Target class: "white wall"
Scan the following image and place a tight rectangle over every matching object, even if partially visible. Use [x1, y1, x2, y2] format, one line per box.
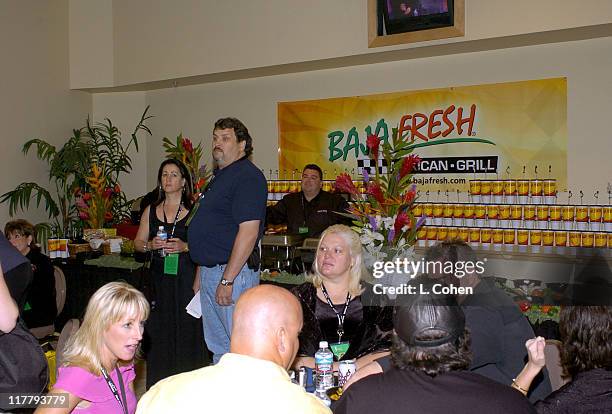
[0, 0, 91, 227]
[109, 0, 612, 86]
[69, 0, 114, 89]
[144, 36, 612, 202]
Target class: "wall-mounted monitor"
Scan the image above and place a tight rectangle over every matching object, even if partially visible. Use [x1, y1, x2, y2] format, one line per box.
[382, 0, 454, 35]
[368, 0, 464, 48]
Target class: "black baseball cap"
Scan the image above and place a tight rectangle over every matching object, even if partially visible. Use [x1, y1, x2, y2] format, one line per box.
[394, 279, 465, 347]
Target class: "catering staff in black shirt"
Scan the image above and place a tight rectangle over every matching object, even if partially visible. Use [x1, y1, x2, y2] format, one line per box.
[266, 164, 350, 237]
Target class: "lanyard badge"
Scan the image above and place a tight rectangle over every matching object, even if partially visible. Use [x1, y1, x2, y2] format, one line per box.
[320, 283, 351, 343]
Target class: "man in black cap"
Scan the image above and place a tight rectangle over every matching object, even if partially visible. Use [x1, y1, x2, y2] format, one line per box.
[332, 278, 536, 414]
[345, 240, 552, 403]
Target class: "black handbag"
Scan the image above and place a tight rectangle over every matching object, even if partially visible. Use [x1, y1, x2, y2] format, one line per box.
[0, 318, 49, 410]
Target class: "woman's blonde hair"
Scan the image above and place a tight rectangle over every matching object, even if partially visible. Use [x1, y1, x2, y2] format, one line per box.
[311, 224, 366, 297]
[61, 281, 150, 375]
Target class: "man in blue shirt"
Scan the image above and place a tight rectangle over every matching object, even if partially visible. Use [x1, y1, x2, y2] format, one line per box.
[188, 117, 267, 363]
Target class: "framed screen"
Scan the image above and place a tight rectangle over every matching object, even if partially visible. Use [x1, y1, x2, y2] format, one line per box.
[383, 0, 453, 35]
[368, 0, 464, 47]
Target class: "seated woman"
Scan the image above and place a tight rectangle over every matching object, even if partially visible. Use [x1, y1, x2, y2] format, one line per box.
[5, 219, 56, 329]
[291, 224, 393, 369]
[513, 306, 612, 413]
[35, 281, 149, 414]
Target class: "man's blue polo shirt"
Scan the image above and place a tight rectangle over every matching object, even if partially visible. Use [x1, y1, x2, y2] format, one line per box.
[188, 157, 267, 267]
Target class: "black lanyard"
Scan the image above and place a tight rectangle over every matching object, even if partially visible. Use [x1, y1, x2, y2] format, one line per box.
[162, 201, 183, 239]
[100, 367, 128, 414]
[320, 283, 351, 342]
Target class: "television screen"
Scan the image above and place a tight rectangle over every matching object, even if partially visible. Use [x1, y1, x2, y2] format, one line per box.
[381, 0, 454, 35]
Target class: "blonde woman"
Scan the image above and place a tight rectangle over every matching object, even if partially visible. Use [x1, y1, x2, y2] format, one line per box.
[291, 224, 393, 370]
[35, 282, 149, 414]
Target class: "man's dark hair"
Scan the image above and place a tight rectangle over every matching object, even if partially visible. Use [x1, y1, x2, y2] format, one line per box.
[391, 329, 472, 377]
[302, 164, 323, 180]
[560, 306, 612, 377]
[213, 117, 253, 157]
[425, 239, 479, 285]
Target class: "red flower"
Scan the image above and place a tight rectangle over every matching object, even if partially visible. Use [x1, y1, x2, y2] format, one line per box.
[195, 177, 207, 191]
[82, 193, 92, 201]
[104, 212, 113, 221]
[518, 300, 531, 313]
[334, 173, 358, 195]
[394, 211, 411, 235]
[403, 186, 416, 204]
[182, 138, 194, 153]
[103, 188, 113, 199]
[114, 184, 121, 193]
[366, 134, 381, 160]
[78, 211, 89, 220]
[399, 154, 421, 178]
[366, 182, 385, 205]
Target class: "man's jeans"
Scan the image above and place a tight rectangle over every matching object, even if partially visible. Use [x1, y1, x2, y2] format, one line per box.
[199, 264, 259, 363]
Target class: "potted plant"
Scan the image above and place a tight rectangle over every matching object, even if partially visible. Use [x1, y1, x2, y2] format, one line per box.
[1, 107, 153, 241]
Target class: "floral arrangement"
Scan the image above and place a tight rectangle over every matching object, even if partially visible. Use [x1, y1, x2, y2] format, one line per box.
[162, 133, 209, 194]
[75, 163, 120, 228]
[334, 128, 423, 266]
[518, 302, 561, 324]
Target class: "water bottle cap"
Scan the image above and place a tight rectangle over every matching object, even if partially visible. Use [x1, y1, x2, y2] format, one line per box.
[319, 341, 328, 348]
[158, 226, 165, 230]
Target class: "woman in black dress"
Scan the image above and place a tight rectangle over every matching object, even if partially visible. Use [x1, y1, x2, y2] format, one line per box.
[291, 224, 393, 370]
[135, 159, 207, 388]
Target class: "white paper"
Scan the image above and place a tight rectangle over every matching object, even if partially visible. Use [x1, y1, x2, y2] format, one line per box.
[109, 238, 123, 253]
[186, 290, 202, 319]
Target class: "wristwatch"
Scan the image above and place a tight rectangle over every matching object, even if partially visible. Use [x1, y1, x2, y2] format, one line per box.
[220, 278, 234, 286]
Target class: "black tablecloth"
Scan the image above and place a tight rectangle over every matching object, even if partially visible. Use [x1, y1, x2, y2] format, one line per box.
[54, 255, 147, 329]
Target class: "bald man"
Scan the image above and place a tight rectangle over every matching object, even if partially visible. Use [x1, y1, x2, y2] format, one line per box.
[137, 285, 331, 414]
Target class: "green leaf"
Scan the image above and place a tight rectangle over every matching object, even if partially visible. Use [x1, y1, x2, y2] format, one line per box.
[23, 139, 57, 162]
[0, 182, 59, 218]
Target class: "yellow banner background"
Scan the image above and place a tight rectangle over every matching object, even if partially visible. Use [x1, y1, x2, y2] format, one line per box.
[278, 78, 567, 192]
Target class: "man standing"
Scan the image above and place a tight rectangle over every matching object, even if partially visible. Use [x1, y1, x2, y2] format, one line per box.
[188, 117, 267, 363]
[137, 285, 331, 414]
[267, 164, 350, 238]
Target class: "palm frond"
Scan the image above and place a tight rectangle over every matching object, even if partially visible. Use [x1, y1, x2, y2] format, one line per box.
[0, 182, 60, 218]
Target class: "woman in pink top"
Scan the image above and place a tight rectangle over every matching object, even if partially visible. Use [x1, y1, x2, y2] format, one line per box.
[35, 281, 149, 414]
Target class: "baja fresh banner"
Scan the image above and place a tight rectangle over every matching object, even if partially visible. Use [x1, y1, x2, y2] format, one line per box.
[278, 78, 567, 192]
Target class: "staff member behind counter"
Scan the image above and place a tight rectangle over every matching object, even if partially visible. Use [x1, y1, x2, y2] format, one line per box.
[266, 164, 351, 238]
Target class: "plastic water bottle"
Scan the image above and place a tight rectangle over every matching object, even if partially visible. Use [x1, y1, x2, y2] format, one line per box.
[314, 341, 334, 392]
[156, 225, 167, 257]
[314, 388, 331, 407]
